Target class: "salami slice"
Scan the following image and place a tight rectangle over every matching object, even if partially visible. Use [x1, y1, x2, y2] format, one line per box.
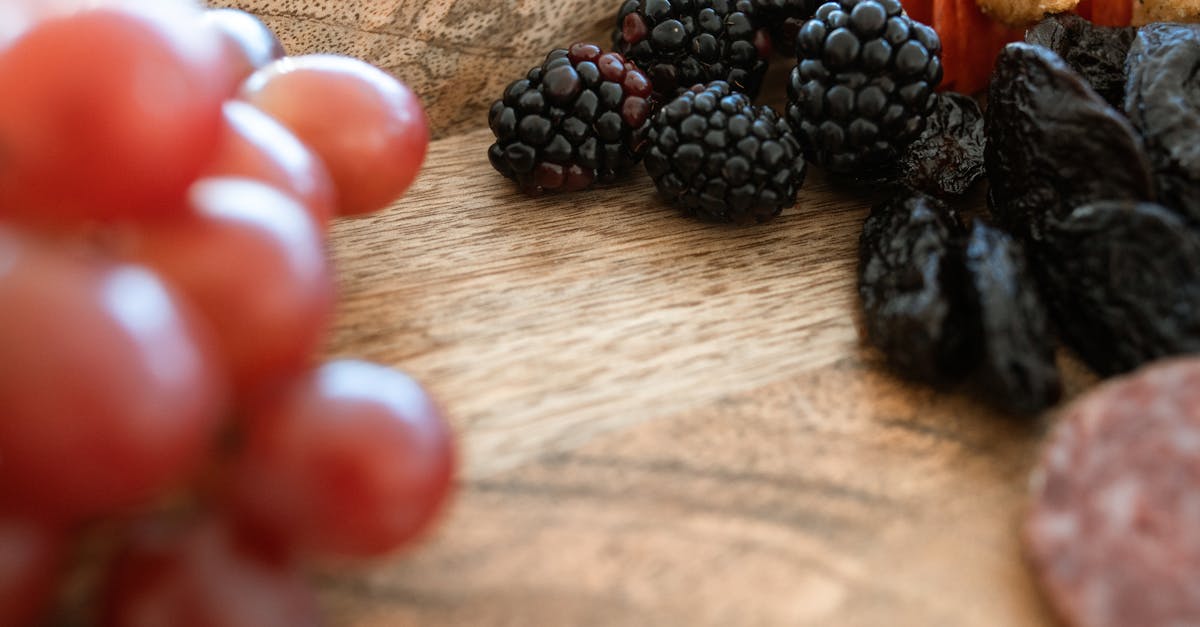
[1024, 358, 1200, 627]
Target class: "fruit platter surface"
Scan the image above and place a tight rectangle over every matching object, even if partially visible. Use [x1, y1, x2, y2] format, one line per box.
[3, 0, 1197, 625]
[217, 1, 1116, 624]
[318, 130, 1092, 626]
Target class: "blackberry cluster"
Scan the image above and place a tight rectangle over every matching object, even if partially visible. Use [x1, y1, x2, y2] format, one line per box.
[751, 0, 820, 56]
[785, 0, 942, 175]
[613, 0, 771, 99]
[487, 44, 654, 195]
[644, 82, 806, 223]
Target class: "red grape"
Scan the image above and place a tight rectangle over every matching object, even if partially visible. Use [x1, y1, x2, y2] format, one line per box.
[0, 4, 453, 620]
[0, 5, 234, 225]
[0, 0, 109, 47]
[202, 102, 336, 232]
[240, 55, 429, 217]
[0, 228, 227, 520]
[100, 518, 318, 627]
[128, 178, 335, 393]
[229, 360, 455, 557]
[0, 515, 63, 627]
[202, 8, 285, 84]
[0, 3, 37, 49]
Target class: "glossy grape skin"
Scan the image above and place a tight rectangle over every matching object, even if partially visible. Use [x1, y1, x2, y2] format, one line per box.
[2, 0, 157, 48]
[0, 1, 40, 49]
[228, 360, 455, 558]
[0, 229, 228, 519]
[0, 516, 62, 627]
[100, 518, 318, 627]
[128, 178, 335, 394]
[203, 102, 336, 232]
[0, 5, 234, 225]
[201, 7, 285, 84]
[240, 54, 429, 217]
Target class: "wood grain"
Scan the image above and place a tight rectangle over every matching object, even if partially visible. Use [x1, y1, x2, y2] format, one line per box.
[198, 2, 1100, 622]
[312, 127, 1096, 625]
[327, 129, 881, 478]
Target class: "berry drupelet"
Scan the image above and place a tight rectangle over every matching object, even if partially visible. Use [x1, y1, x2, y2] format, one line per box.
[644, 81, 806, 223]
[785, 0, 942, 176]
[487, 44, 654, 195]
[613, 0, 772, 99]
[751, 0, 821, 56]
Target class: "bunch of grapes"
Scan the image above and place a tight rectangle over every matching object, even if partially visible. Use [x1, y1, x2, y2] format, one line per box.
[0, 1, 455, 624]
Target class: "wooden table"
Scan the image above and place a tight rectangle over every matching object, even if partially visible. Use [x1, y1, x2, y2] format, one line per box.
[316, 126, 1094, 626]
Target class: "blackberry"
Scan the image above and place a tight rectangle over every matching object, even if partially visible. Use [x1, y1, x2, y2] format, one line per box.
[751, 0, 820, 56]
[487, 44, 654, 195]
[644, 81, 806, 223]
[613, 0, 771, 99]
[785, 0, 942, 175]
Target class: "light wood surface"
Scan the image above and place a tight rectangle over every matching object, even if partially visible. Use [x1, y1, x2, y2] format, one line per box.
[314, 127, 1096, 626]
[206, 1, 1098, 622]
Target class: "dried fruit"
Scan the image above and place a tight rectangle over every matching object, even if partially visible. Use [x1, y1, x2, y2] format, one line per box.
[1025, 13, 1135, 110]
[858, 191, 972, 384]
[896, 92, 985, 197]
[861, 196, 1065, 413]
[1123, 23, 1200, 225]
[905, 0, 935, 26]
[785, 0, 943, 176]
[1036, 201, 1200, 376]
[1074, 0, 1135, 27]
[933, 0, 1020, 95]
[984, 42, 1153, 242]
[962, 222, 1060, 415]
[612, 0, 770, 98]
[644, 81, 806, 223]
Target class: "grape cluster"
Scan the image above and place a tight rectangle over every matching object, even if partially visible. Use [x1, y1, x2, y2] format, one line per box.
[0, 2, 453, 625]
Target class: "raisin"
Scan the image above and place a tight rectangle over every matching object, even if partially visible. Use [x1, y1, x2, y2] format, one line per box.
[858, 191, 973, 385]
[1025, 14, 1136, 110]
[985, 43, 1153, 243]
[963, 222, 1061, 415]
[1036, 201, 1200, 376]
[897, 92, 985, 198]
[1124, 23, 1200, 226]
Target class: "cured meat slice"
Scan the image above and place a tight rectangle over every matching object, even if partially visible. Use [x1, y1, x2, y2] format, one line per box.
[1025, 358, 1200, 627]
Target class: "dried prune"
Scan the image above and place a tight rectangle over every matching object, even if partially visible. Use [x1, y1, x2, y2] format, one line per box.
[858, 192, 972, 385]
[963, 222, 1061, 415]
[897, 93, 986, 199]
[1025, 14, 1136, 110]
[985, 43, 1153, 242]
[1036, 201, 1200, 376]
[1124, 23, 1200, 226]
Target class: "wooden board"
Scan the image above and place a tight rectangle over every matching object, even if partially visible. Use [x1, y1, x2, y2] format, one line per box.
[316, 127, 1097, 626]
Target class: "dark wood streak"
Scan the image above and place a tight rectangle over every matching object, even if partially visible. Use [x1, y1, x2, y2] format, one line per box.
[530, 454, 896, 506]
